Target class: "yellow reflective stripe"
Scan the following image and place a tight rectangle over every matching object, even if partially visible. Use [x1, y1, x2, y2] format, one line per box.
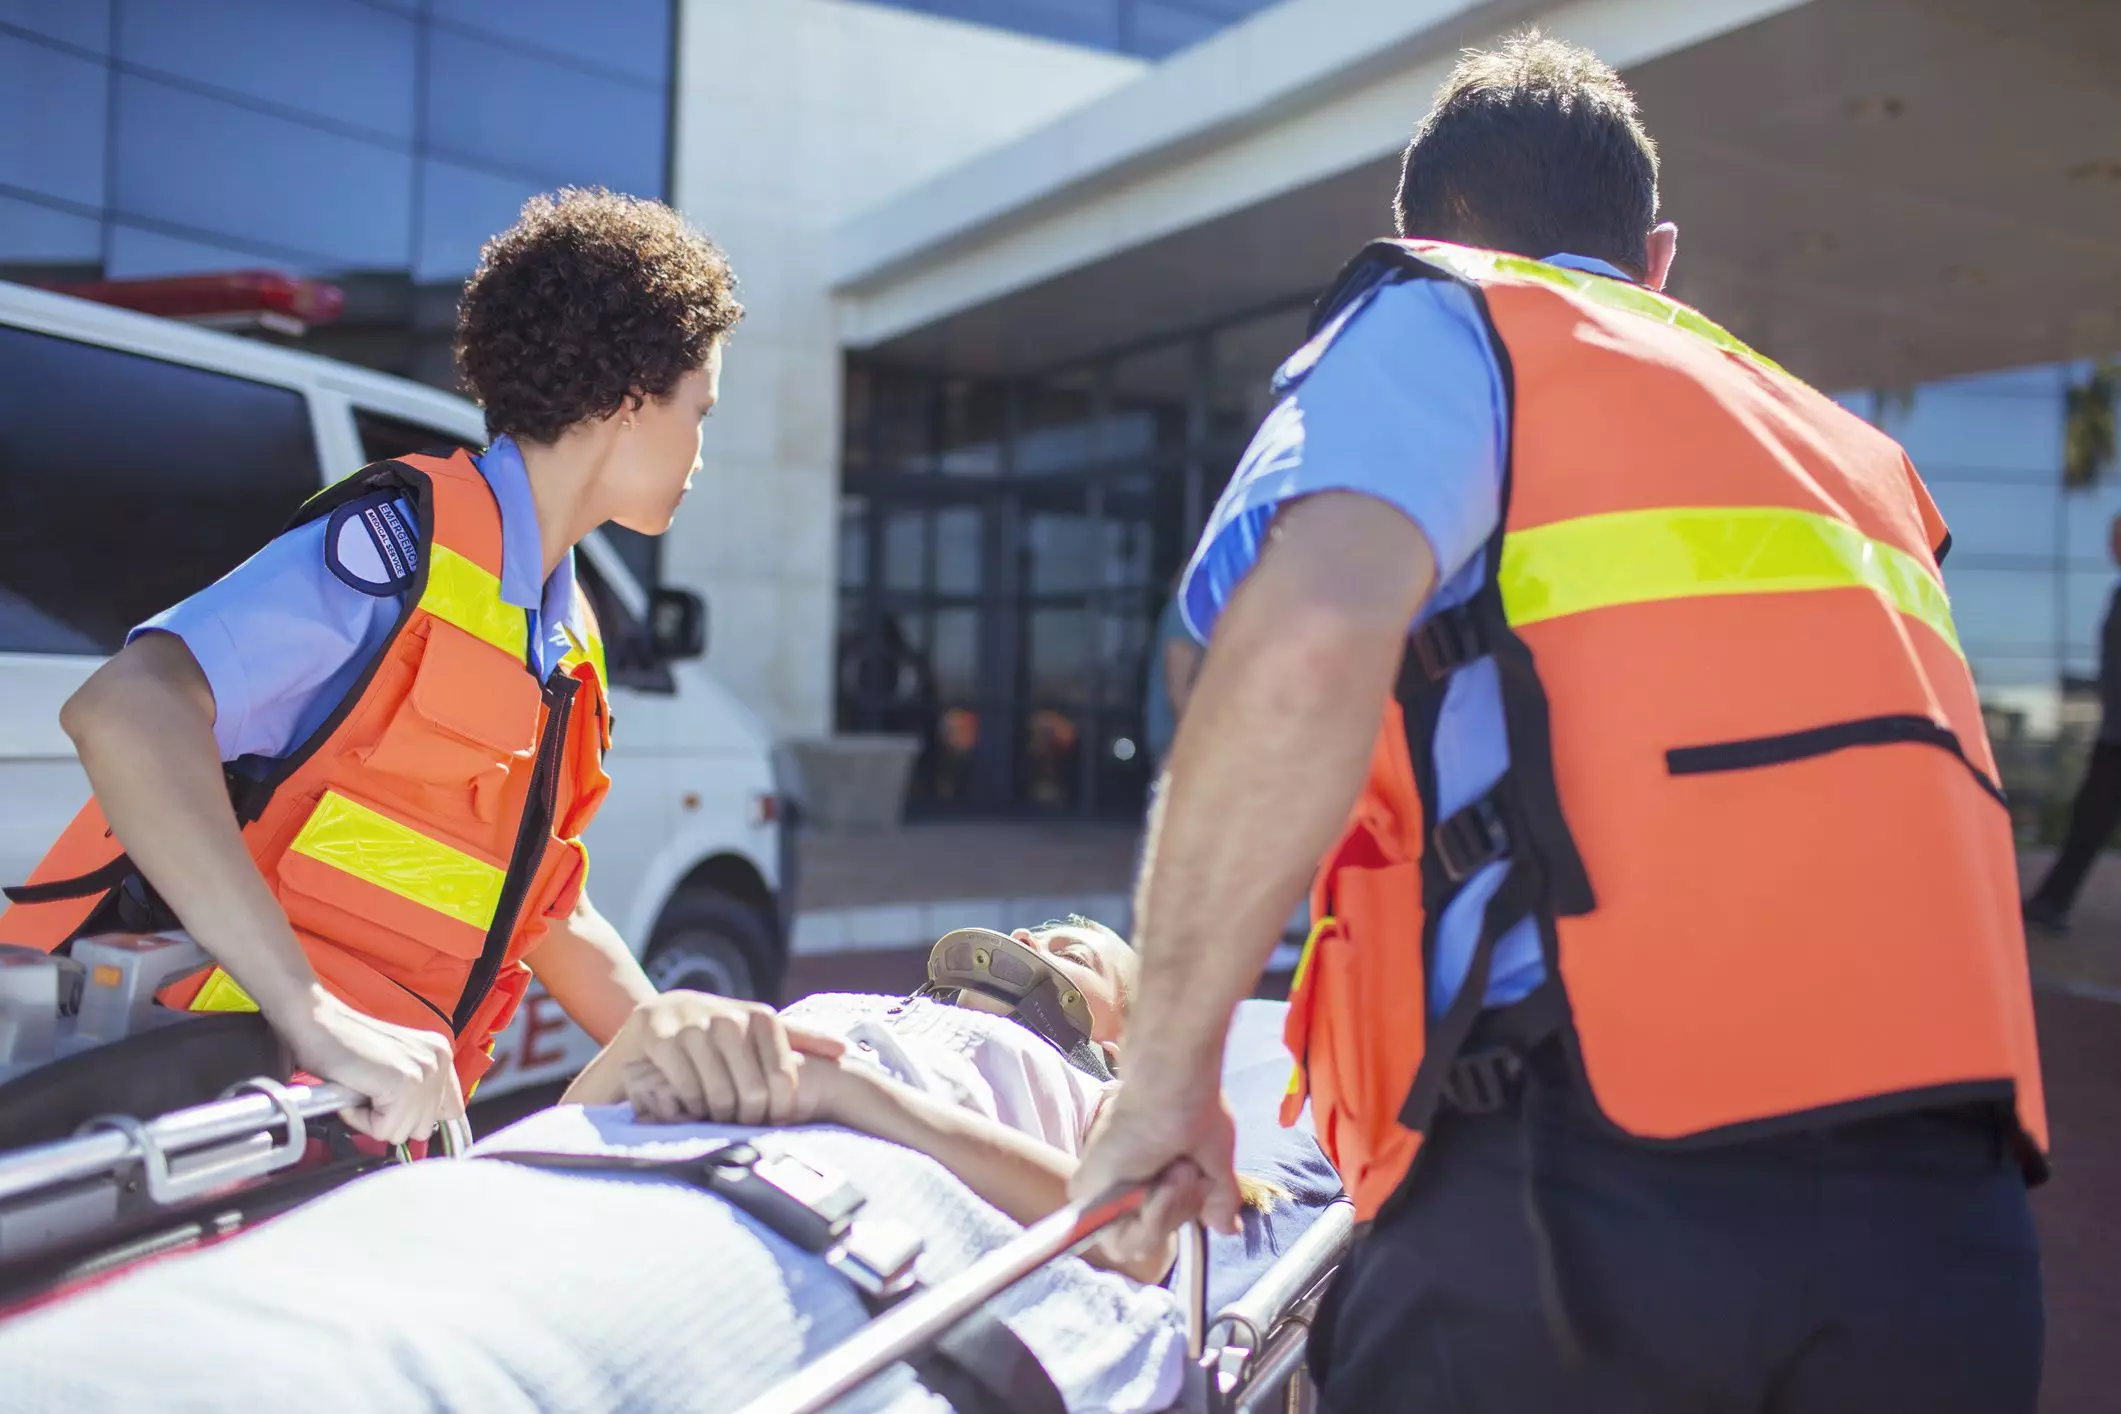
[1500, 507, 1961, 656]
[190, 967, 260, 1013]
[288, 791, 504, 931]
[560, 621, 606, 684]
[1411, 245, 1789, 378]
[422, 543, 528, 660]
[1290, 913, 1332, 998]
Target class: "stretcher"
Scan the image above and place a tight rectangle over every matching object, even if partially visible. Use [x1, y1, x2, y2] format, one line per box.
[0, 937, 1351, 1412]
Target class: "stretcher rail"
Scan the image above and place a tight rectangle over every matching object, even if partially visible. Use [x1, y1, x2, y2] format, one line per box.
[1208, 1198, 1354, 1351]
[0, 1079, 471, 1209]
[736, 1181, 1206, 1414]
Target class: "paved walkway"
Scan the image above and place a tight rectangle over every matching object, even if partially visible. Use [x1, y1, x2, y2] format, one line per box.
[2021, 847, 2121, 997]
[791, 822, 1139, 955]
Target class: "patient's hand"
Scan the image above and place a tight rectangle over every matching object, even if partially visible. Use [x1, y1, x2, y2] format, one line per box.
[617, 992, 848, 1126]
[624, 1051, 849, 1127]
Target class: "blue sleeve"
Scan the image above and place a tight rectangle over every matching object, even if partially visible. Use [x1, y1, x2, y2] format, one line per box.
[1178, 278, 1507, 642]
[131, 504, 409, 762]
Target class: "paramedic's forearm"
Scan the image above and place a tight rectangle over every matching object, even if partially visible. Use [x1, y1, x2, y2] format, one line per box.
[1129, 493, 1436, 1075]
[60, 634, 323, 1018]
[530, 891, 656, 1045]
[839, 1068, 1174, 1283]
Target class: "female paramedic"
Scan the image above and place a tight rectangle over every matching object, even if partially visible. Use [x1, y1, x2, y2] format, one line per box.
[0, 189, 745, 1147]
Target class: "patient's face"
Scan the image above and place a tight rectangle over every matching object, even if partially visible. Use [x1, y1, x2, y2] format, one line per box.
[1013, 924, 1132, 1056]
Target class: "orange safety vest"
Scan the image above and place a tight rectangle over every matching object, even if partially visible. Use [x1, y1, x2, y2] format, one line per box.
[0, 450, 613, 1095]
[1279, 240, 2049, 1221]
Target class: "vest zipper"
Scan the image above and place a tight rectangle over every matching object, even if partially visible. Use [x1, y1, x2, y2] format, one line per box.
[452, 672, 580, 1034]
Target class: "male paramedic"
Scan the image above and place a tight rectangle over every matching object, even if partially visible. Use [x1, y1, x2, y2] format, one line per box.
[1074, 32, 2048, 1413]
[0, 190, 745, 1147]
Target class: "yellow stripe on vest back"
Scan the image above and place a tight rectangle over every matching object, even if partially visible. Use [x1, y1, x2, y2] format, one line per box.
[1499, 506, 1961, 657]
[423, 544, 529, 660]
[288, 791, 505, 930]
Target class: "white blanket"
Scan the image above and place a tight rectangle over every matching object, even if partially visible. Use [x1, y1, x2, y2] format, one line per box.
[0, 1105, 1187, 1414]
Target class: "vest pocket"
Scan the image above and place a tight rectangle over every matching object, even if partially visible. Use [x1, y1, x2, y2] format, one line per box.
[553, 679, 613, 842]
[1299, 821, 1426, 1191]
[361, 620, 542, 823]
[1665, 713, 2004, 804]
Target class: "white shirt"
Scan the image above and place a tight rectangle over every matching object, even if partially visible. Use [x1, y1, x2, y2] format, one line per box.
[781, 992, 1113, 1155]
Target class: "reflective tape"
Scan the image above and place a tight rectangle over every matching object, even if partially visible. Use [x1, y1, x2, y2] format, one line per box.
[190, 967, 260, 1014]
[1500, 506, 1961, 656]
[288, 792, 504, 931]
[560, 618, 607, 685]
[1411, 244, 1788, 378]
[422, 544, 528, 660]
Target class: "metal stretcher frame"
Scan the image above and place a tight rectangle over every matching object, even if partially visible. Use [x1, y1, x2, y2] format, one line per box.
[0, 1079, 470, 1276]
[738, 1186, 1358, 1414]
[0, 1080, 1354, 1414]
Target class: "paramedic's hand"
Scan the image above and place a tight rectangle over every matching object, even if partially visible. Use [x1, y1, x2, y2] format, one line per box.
[620, 991, 847, 1126]
[283, 987, 464, 1145]
[1072, 1067, 1240, 1268]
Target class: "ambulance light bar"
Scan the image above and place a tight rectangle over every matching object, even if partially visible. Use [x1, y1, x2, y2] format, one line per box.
[48, 270, 347, 336]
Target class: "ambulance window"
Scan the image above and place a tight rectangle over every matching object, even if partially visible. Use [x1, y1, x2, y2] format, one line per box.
[354, 408, 480, 464]
[0, 325, 320, 655]
[576, 551, 672, 695]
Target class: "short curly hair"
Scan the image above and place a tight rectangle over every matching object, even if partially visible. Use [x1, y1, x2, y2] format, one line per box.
[455, 188, 742, 444]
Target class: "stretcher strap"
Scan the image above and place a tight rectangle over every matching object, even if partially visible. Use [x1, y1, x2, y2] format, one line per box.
[481, 1145, 1065, 1414]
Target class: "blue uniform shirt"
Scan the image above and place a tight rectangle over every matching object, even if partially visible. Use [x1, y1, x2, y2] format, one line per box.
[135, 434, 583, 763]
[1180, 253, 1634, 1017]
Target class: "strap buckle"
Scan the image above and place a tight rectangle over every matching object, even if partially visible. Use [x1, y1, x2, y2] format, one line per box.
[1432, 794, 1510, 884]
[1406, 606, 1486, 688]
[1439, 1047, 1525, 1116]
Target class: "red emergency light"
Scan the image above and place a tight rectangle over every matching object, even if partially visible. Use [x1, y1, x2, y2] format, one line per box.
[47, 270, 347, 336]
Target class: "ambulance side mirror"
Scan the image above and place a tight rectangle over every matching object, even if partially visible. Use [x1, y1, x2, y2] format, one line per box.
[649, 587, 708, 663]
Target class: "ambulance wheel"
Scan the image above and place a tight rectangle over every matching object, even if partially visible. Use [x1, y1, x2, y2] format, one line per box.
[644, 889, 773, 1002]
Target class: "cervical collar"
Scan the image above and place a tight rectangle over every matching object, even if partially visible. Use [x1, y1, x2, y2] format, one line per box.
[921, 928, 1114, 1083]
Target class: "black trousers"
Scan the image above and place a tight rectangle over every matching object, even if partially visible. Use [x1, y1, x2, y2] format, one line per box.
[1310, 1047, 2043, 1413]
[2029, 739, 2121, 914]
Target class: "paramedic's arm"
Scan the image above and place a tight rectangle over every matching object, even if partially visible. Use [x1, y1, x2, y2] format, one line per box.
[1072, 493, 1436, 1251]
[59, 634, 462, 1144]
[1163, 634, 1204, 723]
[526, 890, 657, 1046]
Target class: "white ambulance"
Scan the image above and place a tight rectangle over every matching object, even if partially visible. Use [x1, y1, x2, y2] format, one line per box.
[0, 279, 791, 1099]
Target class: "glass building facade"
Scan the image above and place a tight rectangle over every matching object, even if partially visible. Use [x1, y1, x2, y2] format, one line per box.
[864, 0, 1282, 59]
[842, 322, 2121, 822]
[0, 0, 675, 386]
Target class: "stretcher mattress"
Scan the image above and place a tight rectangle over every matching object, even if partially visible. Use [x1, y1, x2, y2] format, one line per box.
[0, 1001, 1341, 1414]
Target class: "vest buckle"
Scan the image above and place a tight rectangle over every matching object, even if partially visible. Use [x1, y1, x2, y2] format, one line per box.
[1432, 794, 1511, 884]
[1440, 1046, 1525, 1115]
[1406, 605, 1486, 688]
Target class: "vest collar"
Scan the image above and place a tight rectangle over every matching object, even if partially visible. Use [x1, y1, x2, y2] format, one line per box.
[1541, 251, 1637, 284]
[475, 434, 588, 650]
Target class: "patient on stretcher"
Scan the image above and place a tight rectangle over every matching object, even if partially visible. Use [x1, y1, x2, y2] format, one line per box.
[564, 915, 1278, 1283]
[0, 918, 1338, 1414]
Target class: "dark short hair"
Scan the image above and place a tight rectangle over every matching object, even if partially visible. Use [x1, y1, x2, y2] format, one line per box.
[455, 188, 743, 444]
[1395, 30, 1660, 277]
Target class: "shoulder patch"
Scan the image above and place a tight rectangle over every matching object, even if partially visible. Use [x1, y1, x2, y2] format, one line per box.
[325, 491, 420, 597]
[1273, 282, 1382, 397]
